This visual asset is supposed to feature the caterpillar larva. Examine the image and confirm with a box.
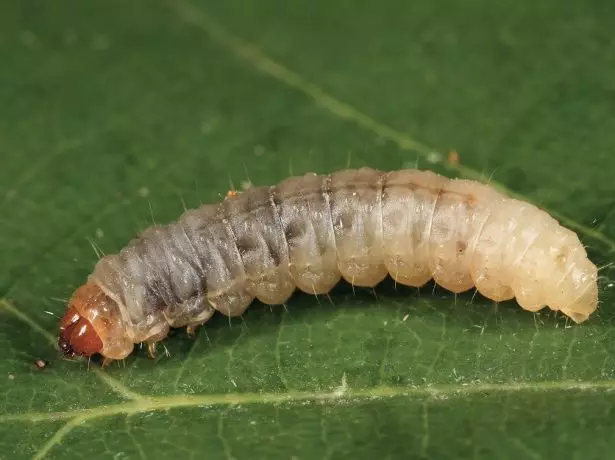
[58,168,599,364]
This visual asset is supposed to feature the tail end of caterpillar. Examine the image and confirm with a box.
[558,280,599,324]
[58,282,134,361]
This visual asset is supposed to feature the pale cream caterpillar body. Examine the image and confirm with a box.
[58,168,599,364]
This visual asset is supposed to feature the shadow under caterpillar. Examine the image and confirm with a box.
[57,168,599,366]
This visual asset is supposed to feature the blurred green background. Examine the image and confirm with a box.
[1,0,615,458]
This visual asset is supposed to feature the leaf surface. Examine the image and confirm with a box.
[1,0,615,458]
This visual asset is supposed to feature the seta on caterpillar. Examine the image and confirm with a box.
[58,168,599,365]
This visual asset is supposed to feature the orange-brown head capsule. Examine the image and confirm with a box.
[58,305,103,358]
[58,282,135,361]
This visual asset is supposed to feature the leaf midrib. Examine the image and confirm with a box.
[4,378,615,425]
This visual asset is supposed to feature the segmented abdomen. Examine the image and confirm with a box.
[89,167,597,343]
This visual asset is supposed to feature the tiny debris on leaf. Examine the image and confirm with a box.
[34,359,49,369]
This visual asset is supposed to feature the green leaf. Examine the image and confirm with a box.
[2,0,615,458]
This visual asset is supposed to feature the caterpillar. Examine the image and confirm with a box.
[58,168,599,365]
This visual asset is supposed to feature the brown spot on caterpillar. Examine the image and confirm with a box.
[448,151,460,165]
[284,220,307,242]
[58,168,600,365]
[235,235,260,255]
[463,193,478,206]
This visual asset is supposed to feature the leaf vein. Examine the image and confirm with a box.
[3,380,615,426]
[32,416,86,460]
